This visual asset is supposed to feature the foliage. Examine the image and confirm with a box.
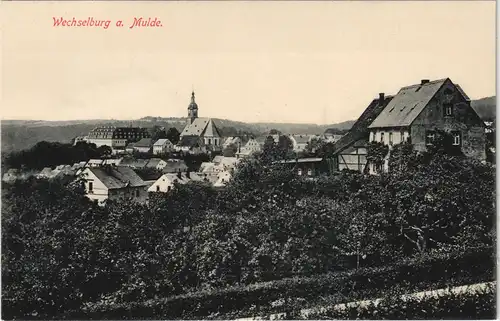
[304,284,495,320]
[303,137,335,158]
[4,141,111,171]
[80,247,494,319]
[366,141,389,172]
[166,127,181,145]
[2,133,496,319]
[222,143,238,157]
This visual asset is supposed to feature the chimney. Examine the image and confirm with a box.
[379,93,385,103]
[421,79,430,85]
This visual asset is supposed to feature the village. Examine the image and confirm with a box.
[2,77,493,207]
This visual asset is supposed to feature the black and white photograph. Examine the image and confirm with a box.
[0,1,496,319]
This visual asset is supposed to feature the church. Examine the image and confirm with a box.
[177,91,223,152]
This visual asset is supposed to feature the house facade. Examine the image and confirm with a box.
[367,78,486,171]
[333,78,486,174]
[80,166,148,205]
[153,138,174,155]
[86,126,150,148]
[332,93,393,173]
[276,157,335,177]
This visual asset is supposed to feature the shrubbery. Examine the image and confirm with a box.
[1,140,496,319]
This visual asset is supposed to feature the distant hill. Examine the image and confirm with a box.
[471,96,496,122]
[1,117,353,153]
[2,96,493,153]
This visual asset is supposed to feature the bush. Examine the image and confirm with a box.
[80,247,494,319]
[304,283,496,319]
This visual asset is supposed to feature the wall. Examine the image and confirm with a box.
[338,146,367,172]
[109,186,148,203]
[411,80,486,161]
[82,169,109,204]
[369,129,409,146]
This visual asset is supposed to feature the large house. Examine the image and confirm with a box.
[178,91,222,151]
[80,166,148,204]
[153,138,174,155]
[86,126,150,149]
[333,78,486,173]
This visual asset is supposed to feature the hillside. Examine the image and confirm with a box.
[1,117,354,153]
[471,96,496,121]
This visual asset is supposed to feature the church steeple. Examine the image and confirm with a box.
[188,91,198,124]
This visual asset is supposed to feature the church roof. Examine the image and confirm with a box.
[181,118,221,137]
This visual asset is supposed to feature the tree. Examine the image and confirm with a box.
[149,126,168,142]
[222,143,238,157]
[166,128,181,145]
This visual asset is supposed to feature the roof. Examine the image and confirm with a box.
[162,160,189,173]
[181,118,221,137]
[368,78,448,129]
[119,157,149,168]
[153,138,172,146]
[146,158,164,168]
[277,157,324,164]
[134,138,153,148]
[333,95,394,154]
[178,135,203,147]
[88,166,146,189]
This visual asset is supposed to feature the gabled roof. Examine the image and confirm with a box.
[153,138,172,146]
[181,118,221,137]
[368,79,448,129]
[87,166,146,189]
[146,158,164,168]
[134,138,153,148]
[333,95,394,154]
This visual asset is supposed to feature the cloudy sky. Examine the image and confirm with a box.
[1,1,495,124]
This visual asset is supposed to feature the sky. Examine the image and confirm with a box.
[1,1,496,124]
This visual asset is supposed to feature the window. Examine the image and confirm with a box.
[380,132,385,144]
[88,182,93,193]
[307,168,313,176]
[400,131,406,142]
[135,190,140,197]
[298,168,303,176]
[426,131,435,145]
[369,132,374,142]
[167,186,172,192]
[389,132,393,145]
[452,131,461,146]
[208,138,212,145]
[444,103,453,116]
[156,185,160,192]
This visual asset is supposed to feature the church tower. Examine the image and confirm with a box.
[188,91,199,124]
